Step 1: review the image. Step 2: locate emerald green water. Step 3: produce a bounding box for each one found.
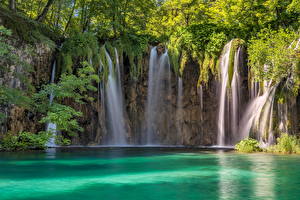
[0,148,300,200]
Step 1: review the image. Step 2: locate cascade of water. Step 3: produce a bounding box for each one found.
[176,77,183,143]
[218,42,232,146]
[198,85,203,121]
[239,82,277,146]
[105,49,127,145]
[217,42,232,146]
[278,99,288,133]
[231,47,242,140]
[199,86,203,112]
[239,38,300,146]
[217,41,243,146]
[250,81,259,99]
[46,60,57,147]
[295,38,300,49]
[145,47,171,144]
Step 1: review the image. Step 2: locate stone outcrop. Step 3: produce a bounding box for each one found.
[72,50,227,146]
[0,40,54,136]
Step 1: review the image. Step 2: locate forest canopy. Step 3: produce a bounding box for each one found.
[1,0,300,91]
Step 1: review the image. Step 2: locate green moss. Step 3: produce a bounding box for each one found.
[105,41,116,66]
[99,46,109,82]
[117,34,149,80]
[228,39,245,86]
[58,32,99,74]
[168,46,180,75]
[0,7,58,46]
[179,51,188,76]
[197,53,218,85]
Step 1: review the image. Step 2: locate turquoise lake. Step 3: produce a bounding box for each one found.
[0,147,299,200]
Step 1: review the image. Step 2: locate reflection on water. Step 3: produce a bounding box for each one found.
[218,152,237,200]
[218,153,276,200]
[45,148,57,159]
[250,155,274,200]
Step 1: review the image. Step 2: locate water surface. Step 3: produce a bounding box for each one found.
[0,147,299,200]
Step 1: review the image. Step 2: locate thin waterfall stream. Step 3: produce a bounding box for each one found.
[46,60,57,147]
[176,77,183,144]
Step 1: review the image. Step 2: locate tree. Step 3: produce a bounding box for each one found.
[248,28,300,94]
[36,0,56,22]
[9,0,15,11]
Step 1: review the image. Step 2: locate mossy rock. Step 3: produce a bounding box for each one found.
[227,38,245,87]
[0,7,59,45]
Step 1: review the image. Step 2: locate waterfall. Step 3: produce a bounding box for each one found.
[104,49,127,145]
[239,39,300,146]
[217,41,243,146]
[231,47,242,141]
[239,81,277,147]
[250,80,259,99]
[198,85,203,115]
[145,47,171,144]
[278,103,288,133]
[176,77,183,143]
[217,41,231,146]
[46,60,57,147]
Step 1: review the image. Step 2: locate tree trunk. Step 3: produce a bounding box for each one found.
[36,0,56,22]
[9,0,16,11]
[64,0,77,34]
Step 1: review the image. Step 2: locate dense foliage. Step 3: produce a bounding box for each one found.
[248,29,300,94]
[235,138,262,153]
[34,61,99,136]
[267,133,300,154]
[236,134,300,154]
[0,131,50,151]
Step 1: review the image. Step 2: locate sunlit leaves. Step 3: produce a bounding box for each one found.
[248,28,299,92]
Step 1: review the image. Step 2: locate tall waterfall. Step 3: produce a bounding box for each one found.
[217,41,243,146]
[176,77,183,143]
[46,60,57,147]
[217,41,231,146]
[104,49,127,145]
[231,46,242,141]
[145,47,171,144]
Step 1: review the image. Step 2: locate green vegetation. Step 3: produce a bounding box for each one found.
[248,29,300,94]
[34,61,99,137]
[0,131,50,151]
[58,32,99,73]
[267,133,300,154]
[236,134,300,154]
[235,138,262,153]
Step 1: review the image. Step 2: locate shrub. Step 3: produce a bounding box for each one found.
[0,131,50,151]
[267,133,300,154]
[235,138,262,153]
[55,135,71,146]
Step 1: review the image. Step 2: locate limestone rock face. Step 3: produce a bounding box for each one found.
[122,55,219,146]
[73,50,223,146]
[0,41,53,136]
